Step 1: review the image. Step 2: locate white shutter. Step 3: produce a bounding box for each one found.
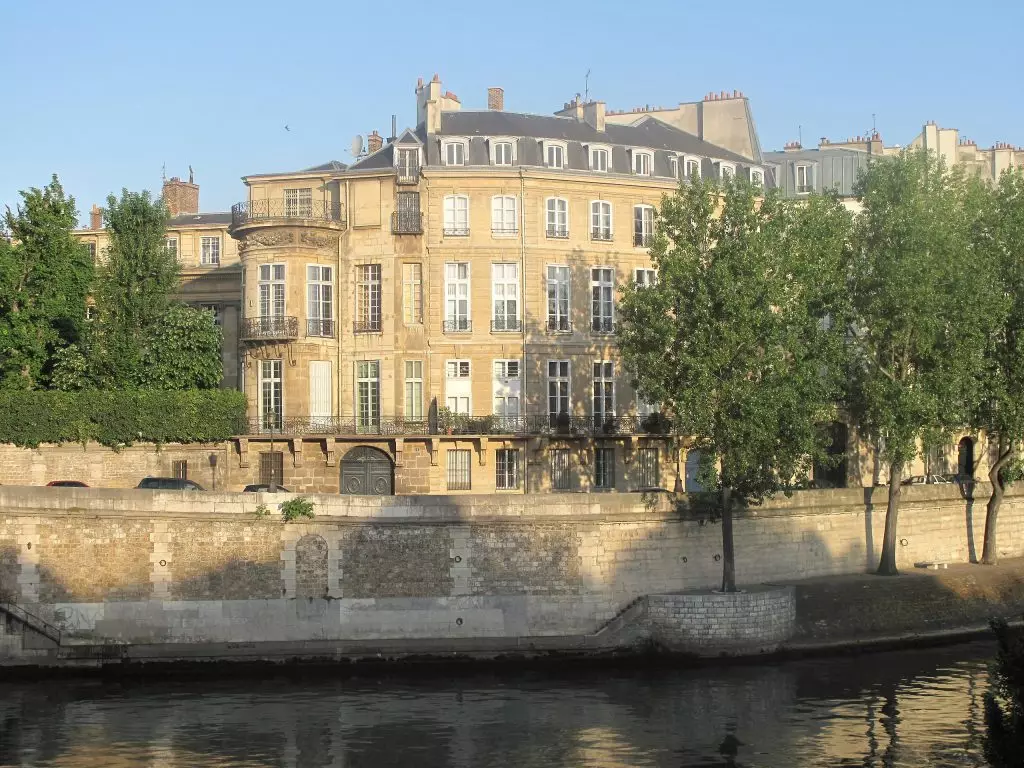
[309,361,332,427]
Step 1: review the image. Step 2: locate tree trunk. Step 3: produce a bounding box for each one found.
[877,460,903,576]
[721,485,737,593]
[982,440,1013,566]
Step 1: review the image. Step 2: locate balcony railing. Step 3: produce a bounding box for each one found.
[391,211,423,234]
[546,227,569,239]
[633,232,653,248]
[492,225,518,236]
[547,318,573,333]
[592,318,615,334]
[307,318,335,338]
[591,230,613,242]
[443,319,472,334]
[354,318,382,333]
[397,164,421,185]
[231,199,346,229]
[491,317,522,332]
[443,225,470,237]
[241,316,299,341]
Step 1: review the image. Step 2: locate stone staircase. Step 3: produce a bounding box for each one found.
[590,596,650,643]
[0,601,62,646]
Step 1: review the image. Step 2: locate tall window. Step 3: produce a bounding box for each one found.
[493,142,513,166]
[164,237,177,259]
[669,156,679,179]
[306,265,333,336]
[259,264,286,317]
[172,460,188,480]
[548,360,570,425]
[634,205,654,247]
[591,267,614,333]
[200,303,222,326]
[446,360,471,414]
[443,195,469,235]
[402,263,422,324]
[394,191,421,233]
[284,188,312,217]
[551,449,571,491]
[546,265,570,332]
[397,148,419,178]
[546,198,568,238]
[546,143,565,168]
[259,359,283,431]
[637,447,660,489]
[634,268,657,287]
[491,263,519,331]
[493,359,521,424]
[591,201,612,241]
[719,163,735,180]
[259,452,284,487]
[200,236,220,266]
[633,151,652,176]
[444,142,465,166]
[593,361,615,426]
[355,264,381,332]
[751,169,764,186]
[590,148,608,172]
[404,360,423,421]
[491,195,517,235]
[85,242,97,260]
[685,158,701,179]
[444,262,470,332]
[447,449,472,490]
[496,449,520,490]
[796,165,812,194]
[356,361,380,430]
[594,447,615,489]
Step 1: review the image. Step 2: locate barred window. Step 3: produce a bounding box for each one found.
[551,448,571,491]
[259,451,284,486]
[495,449,520,491]
[447,449,472,491]
[637,447,660,489]
[594,447,615,489]
[172,460,188,480]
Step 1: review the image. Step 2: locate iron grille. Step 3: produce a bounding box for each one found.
[391,211,423,234]
[443,319,472,333]
[353,319,382,333]
[306,318,335,337]
[546,227,569,239]
[259,451,284,487]
[231,199,345,229]
[447,449,472,491]
[637,447,660,489]
[551,449,571,490]
[241,316,298,341]
[633,233,653,248]
[547,318,573,333]
[490,317,522,332]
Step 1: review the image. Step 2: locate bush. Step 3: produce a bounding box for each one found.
[0,389,248,448]
[280,496,315,522]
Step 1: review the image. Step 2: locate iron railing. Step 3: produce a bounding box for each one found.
[353,318,382,333]
[0,602,62,645]
[397,164,421,184]
[591,230,613,241]
[306,318,335,338]
[491,317,522,332]
[547,318,573,333]
[443,319,472,334]
[391,211,423,234]
[546,227,570,239]
[231,199,346,229]
[241,316,299,341]
[633,232,653,248]
[443,226,470,237]
[591,318,615,334]
[492,225,518,236]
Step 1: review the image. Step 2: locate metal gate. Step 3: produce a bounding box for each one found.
[339,446,393,495]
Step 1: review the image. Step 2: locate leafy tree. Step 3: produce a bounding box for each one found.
[0,176,93,388]
[847,150,995,575]
[617,178,850,592]
[986,619,1024,767]
[140,303,222,389]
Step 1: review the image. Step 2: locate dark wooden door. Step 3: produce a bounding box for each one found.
[340,446,393,495]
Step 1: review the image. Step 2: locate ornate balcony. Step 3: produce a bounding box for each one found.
[397,164,421,185]
[391,211,423,234]
[230,199,346,231]
[443,319,472,334]
[241,316,299,341]
[546,227,570,239]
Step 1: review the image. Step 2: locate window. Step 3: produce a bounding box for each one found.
[551,449,571,491]
[259,452,284,487]
[591,267,614,333]
[637,393,659,418]
[546,265,571,332]
[637,447,660,489]
[594,447,615,489]
[593,361,615,427]
[200,303,222,326]
[548,360,570,425]
[546,197,568,238]
[444,141,465,166]
[493,141,514,166]
[446,360,471,414]
[259,264,286,317]
[685,158,701,179]
[796,164,812,194]
[669,156,679,179]
[718,162,735,180]
[591,201,612,241]
[164,237,177,259]
[491,263,519,331]
[491,195,518,235]
[443,195,469,236]
[633,151,652,176]
[634,268,657,287]
[493,359,521,424]
[751,169,764,186]
[307,265,333,336]
[172,460,188,480]
[259,359,283,431]
[404,360,423,421]
[394,191,421,233]
[402,263,422,324]
[447,449,472,491]
[633,205,654,248]
[590,147,609,172]
[444,262,470,332]
[355,264,381,332]
[545,143,565,169]
[200,236,220,266]
[496,449,521,490]
[85,242,97,260]
[284,188,312,217]
[397,148,419,180]
[356,360,380,430]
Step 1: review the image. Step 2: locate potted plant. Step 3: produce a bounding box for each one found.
[641,411,672,435]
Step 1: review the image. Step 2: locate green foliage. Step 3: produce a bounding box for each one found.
[0,175,93,389]
[253,503,271,519]
[985,619,1024,767]
[139,304,223,389]
[0,389,247,448]
[280,496,315,522]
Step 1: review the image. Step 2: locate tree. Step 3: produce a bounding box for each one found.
[140,303,222,389]
[847,150,995,576]
[0,175,93,388]
[975,169,1024,565]
[617,178,850,592]
[986,619,1024,767]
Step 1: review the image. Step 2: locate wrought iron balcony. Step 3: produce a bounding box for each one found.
[443,225,470,237]
[353,318,382,333]
[241,316,299,341]
[591,318,616,334]
[633,232,653,248]
[492,225,518,236]
[491,317,522,332]
[547,318,573,333]
[591,230,613,242]
[230,199,346,229]
[546,227,569,239]
[397,164,421,185]
[306,318,335,338]
[443,319,472,334]
[391,211,423,234]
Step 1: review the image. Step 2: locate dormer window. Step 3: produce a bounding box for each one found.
[589,146,609,172]
[492,141,514,166]
[545,142,566,169]
[443,141,466,166]
[685,158,701,179]
[795,164,813,194]
[751,168,764,186]
[632,151,652,176]
[669,156,679,179]
[717,162,735,180]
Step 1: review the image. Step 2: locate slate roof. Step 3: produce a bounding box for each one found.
[347,144,395,171]
[303,160,347,172]
[168,212,233,227]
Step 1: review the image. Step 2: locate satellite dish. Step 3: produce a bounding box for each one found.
[351,135,364,157]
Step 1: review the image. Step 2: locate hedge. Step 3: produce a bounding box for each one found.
[0,389,248,448]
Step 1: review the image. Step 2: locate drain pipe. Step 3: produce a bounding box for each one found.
[520,167,529,494]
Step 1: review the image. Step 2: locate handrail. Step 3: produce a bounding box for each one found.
[0,601,62,645]
[231,199,346,228]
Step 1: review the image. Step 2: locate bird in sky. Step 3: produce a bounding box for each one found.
[284,125,290,132]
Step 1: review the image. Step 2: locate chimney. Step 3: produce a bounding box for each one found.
[488,87,504,111]
[583,101,606,132]
[90,204,103,230]
[416,74,445,134]
[162,175,199,217]
[367,130,384,154]
[555,96,584,121]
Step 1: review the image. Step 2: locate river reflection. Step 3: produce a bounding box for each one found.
[0,641,994,767]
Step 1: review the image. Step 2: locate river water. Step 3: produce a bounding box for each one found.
[0,641,997,767]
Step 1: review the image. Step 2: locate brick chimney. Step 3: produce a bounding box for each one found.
[367,130,384,154]
[89,204,103,230]
[162,176,199,217]
[488,87,504,111]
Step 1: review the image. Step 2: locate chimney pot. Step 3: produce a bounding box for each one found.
[432,73,440,82]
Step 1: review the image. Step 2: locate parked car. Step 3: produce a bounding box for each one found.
[242,483,290,493]
[46,480,89,487]
[136,477,205,491]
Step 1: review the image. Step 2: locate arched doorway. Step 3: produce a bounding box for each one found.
[340,446,394,495]
[958,437,975,479]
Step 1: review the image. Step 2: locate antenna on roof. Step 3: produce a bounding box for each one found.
[798,125,803,146]
[584,69,591,102]
[161,163,166,182]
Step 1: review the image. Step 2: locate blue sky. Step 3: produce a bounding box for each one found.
[2,0,1020,224]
